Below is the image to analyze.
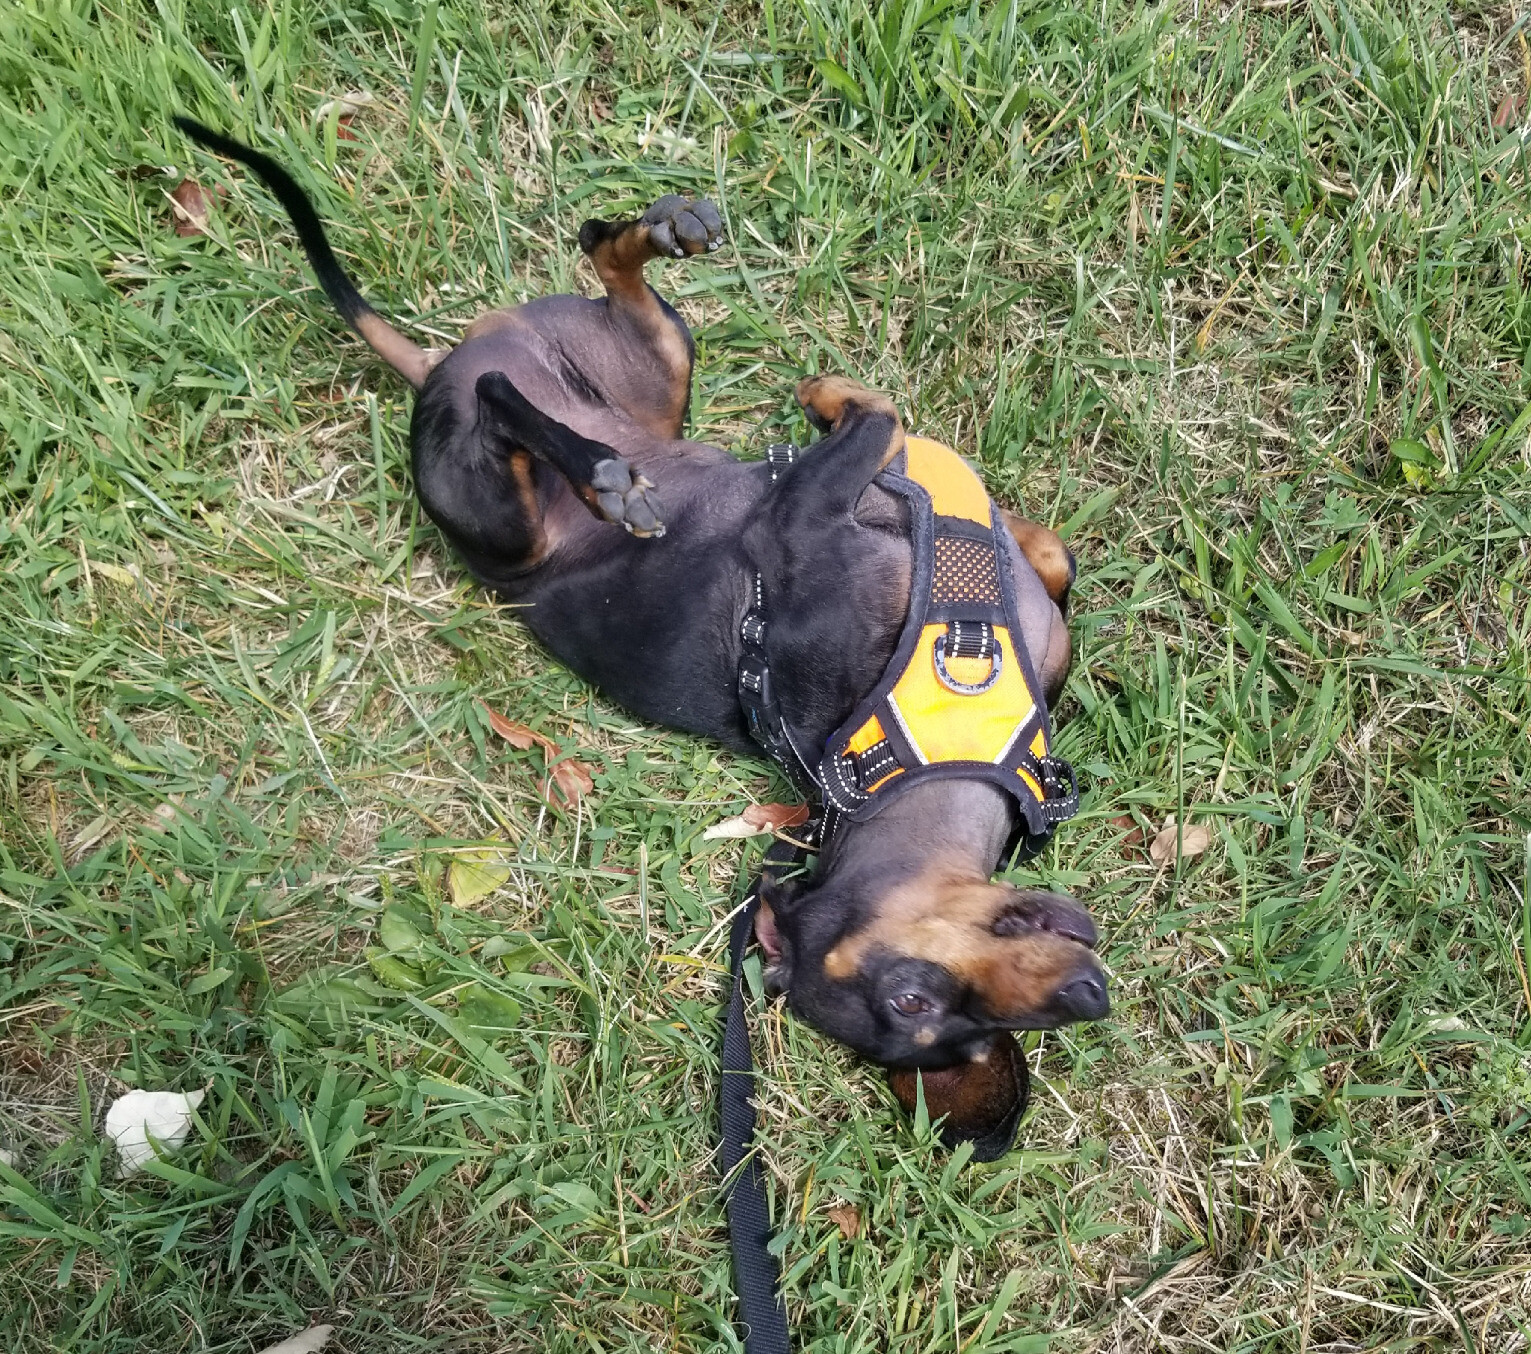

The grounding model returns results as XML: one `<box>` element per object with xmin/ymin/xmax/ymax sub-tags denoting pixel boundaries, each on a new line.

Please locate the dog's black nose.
<box><xmin>1050</xmin><ymin>969</ymin><xmax>1110</xmax><ymax>1022</ymax></box>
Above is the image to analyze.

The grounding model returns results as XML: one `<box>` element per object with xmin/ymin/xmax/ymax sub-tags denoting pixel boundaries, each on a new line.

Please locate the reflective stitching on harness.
<box><xmin>883</xmin><ymin>687</ymin><xmax>926</xmax><ymax>765</ymax></box>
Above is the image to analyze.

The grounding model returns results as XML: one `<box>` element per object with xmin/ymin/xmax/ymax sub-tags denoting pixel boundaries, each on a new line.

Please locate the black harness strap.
<box><xmin>737</xmin><ymin>445</ymin><xmax>819</xmax><ymax>800</ymax></box>
<box><xmin>721</xmin><ymin>834</ymin><xmax>807</xmax><ymax>1354</ymax></box>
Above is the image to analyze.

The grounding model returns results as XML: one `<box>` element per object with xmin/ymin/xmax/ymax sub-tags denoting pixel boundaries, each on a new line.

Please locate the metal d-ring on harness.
<box><xmin>720</xmin><ymin>436</ymin><xmax>1081</xmax><ymax>1353</ymax></box>
<box><xmin>933</xmin><ymin>620</ymin><xmax>1002</xmax><ymax>695</ymax></box>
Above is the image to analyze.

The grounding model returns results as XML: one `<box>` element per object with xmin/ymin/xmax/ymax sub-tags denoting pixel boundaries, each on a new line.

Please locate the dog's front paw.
<box><xmin>590</xmin><ymin>457</ymin><xmax>666</xmax><ymax>538</ymax></box>
<box><xmin>795</xmin><ymin>374</ymin><xmax>898</xmax><ymax>432</ymax></box>
<box><xmin>642</xmin><ymin>195</ymin><xmax>724</xmax><ymax>259</ymax></box>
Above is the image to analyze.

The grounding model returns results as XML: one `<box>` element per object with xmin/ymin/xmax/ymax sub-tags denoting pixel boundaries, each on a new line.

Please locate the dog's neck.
<box><xmin>817</xmin><ymin>778</ymin><xmax>1016</xmax><ymax>885</ymax></box>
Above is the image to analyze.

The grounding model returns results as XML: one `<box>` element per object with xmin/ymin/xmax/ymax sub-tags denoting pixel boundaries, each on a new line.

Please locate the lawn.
<box><xmin>2</xmin><ymin>0</ymin><xmax>1530</xmax><ymax>1350</ymax></box>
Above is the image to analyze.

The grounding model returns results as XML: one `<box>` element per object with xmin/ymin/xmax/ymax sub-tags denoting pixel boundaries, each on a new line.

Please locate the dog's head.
<box><xmin>757</xmin><ymin>863</ymin><xmax>1106</xmax><ymax>1152</ymax></box>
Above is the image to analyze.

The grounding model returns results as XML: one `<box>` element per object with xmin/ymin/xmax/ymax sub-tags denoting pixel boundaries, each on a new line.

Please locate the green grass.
<box><xmin>2</xmin><ymin>0</ymin><xmax>1530</xmax><ymax>1349</ymax></box>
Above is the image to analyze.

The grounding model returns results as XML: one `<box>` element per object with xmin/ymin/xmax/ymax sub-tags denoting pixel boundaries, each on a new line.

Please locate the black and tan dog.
<box><xmin>175</xmin><ymin>119</ymin><xmax>1108</xmax><ymax>1155</ymax></box>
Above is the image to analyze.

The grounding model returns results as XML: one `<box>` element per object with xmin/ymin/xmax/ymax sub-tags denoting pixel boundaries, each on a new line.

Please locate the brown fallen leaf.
<box><xmin>1493</xmin><ymin>92</ymin><xmax>1525</xmax><ymax>129</ymax></box>
<box><xmin>1110</xmin><ymin>813</ymin><xmax>1145</xmax><ymax>850</ymax></box>
<box><xmin>548</xmin><ymin>758</ymin><xmax>595</xmax><ymax>807</ymax></box>
<box><xmin>480</xmin><ymin>702</ymin><xmax>596</xmax><ymax>807</ymax></box>
<box><xmin>826</xmin><ymin>1204</ymin><xmax>861</xmax><ymax>1240</ymax></box>
<box><xmin>168</xmin><ymin>178</ymin><xmax>214</xmax><ymax>237</ymax></box>
<box><xmin>481</xmin><ymin>701</ymin><xmax>556</xmax><ymax>755</ymax></box>
<box><xmin>703</xmin><ymin>802</ymin><xmax>811</xmax><ymax>840</ymax></box>
<box><xmin>1149</xmin><ymin>815</ymin><xmax>1212</xmax><ymax>866</ymax></box>
<box><xmin>747</xmin><ymin>802</ymin><xmax>810</xmax><ymax>830</ymax></box>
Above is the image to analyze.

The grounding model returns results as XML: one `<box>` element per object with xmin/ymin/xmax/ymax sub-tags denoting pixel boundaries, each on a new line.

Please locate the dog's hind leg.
<box><xmin>577</xmin><ymin>197</ymin><xmax>723</xmax><ymax>440</ymax></box>
<box><xmin>409</xmin><ymin>369</ymin><xmax>666</xmax><ymax>583</ymax></box>
<box><xmin>406</xmin><ymin>379</ymin><xmax>556</xmax><ymax>579</ymax></box>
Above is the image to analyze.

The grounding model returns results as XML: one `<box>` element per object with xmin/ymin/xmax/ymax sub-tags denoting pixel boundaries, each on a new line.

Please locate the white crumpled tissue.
<box><xmin>103</xmin><ymin>1088</ymin><xmax>205</xmax><ymax>1176</ymax></box>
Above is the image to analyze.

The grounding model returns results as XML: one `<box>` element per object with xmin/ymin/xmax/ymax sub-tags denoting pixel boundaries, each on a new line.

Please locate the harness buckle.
<box><xmin>738</xmin><ymin>654</ymin><xmax>782</xmax><ymax>743</ymax></box>
<box><xmin>933</xmin><ymin>626</ymin><xmax>1003</xmax><ymax>696</ymax></box>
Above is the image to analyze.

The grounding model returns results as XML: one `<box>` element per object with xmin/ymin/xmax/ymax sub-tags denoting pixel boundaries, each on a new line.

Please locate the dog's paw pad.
<box><xmin>590</xmin><ymin>459</ymin><xmax>666</xmax><ymax>538</ymax></box>
<box><xmin>590</xmin><ymin>458</ymin><xmax>633</xmax><ymax>494</ymax></box>
<box><xmin>622</xmin><ymin>475</ymin><xmax>665</xmax><ymax>537</ymax></box>
<box><xmin>643</xmin><ymin>196</ymin><xmax>724</xmax><ymax>259</ymax></box>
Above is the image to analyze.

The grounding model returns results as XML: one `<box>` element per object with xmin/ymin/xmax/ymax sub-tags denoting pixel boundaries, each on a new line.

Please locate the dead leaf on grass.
<box><xmin>548</xmin><ymin>758</ymin><xmax>595</xmax><ymax>806</ymax></box>
<box><xmin>88</xmin><ymin>559</ymin><xmax>143</xmax><ymax>590</ymax></box>
<box><xmin>448</xmin><ymin>847</ymin><xmax>512</xmax><ymax>906</ymax></box>
<box><xmin>481</xmin><ymin>701</ymin><xmax>555</xmax><ymax>753</ymax></box>
<box><xmin>1110</xmin><ymin>813</ymin><xmax>1145</xmax><ymax>851</ymax></box>
<box><xmin>315</xmin><ymin>91</ymin><xmax>375</xmax><ymax>121</ymax></box>
<box><xmin>480</xmin><ymin>702</ymin><xmax>596</xmax><ymax>807</ymax></box>
<box><xmin>315</xmin><ymin>92</ymin><xmax>374</xmax><ymax>143</ymax></box>
<box><xmin>826</xmin><ymin>1204</ymin><xmax>861</xmax><ymax>1240</ymax></box>
<box><xmin>703</xmin><ymin>802</ymin><xmax>811</xmax><ymax>840</ymax></box>
<box><xmin>1493</xmin><ymin>92</ymin><xmax>1526</xmax><ymax>129</ymax></box>
<box><xmin>1149</xmin><ymin>815</ymin><xmax>1212</xmax><ymax>866</ymax></box>
<box><xmin>168</xmin><ymin>178</ymin><xmax>214</xmax><ymax>236</ymax></box>
<box><xmin>254</xmin><ymin>1327</ymin><xmax>334</xmax><ymax>1354</ymax></box>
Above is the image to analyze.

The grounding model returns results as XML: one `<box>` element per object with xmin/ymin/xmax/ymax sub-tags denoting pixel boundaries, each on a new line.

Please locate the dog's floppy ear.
<box><xmin>887</xmin><ymin>1032</ymin><xmax>1029</xmax><ymax>1162</ymax></box>
<box><xmin>759</xmin><ymin>873</ymin><xmax>803</xmax><ymax>917</ymax></box>
<box><xmin>757</xmin><ymin>875</ymin><xmax>802</xmax><ymax>994</ymax></box>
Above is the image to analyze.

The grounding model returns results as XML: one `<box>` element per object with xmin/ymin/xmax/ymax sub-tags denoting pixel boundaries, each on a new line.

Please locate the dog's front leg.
<box><xmin>770</xmin><ymin>376</ymin><xmax>907</xmax><ymax>520</ymax></box>
<box><xmin>474</xmin><ymin>371</ymin><xmax>666</xmax><ymax>537</ymax></box>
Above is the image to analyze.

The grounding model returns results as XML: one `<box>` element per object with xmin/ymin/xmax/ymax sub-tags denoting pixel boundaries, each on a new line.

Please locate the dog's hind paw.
<box><xmin>590</xmin><ymin>458</ymin><xmax>666</xmax><ymax>538</ymax></box>
<box><xmin>642</xmin><ymin>195</ymin><xmax>724</xmax><ymax>259</ymax></box>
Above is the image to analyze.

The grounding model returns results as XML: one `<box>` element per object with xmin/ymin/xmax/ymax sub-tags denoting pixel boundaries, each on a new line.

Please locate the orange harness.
<box><xmin>739</xmin><ymin>437</ymin><xmax>1078</xmax><ymax>860</ymax></box>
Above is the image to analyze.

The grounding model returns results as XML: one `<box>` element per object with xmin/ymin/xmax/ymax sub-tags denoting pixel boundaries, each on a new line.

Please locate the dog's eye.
<box><xmin>890</xmin><ymin>992</ymin><xmax>931</xmax><ymax>1017</ymax></box>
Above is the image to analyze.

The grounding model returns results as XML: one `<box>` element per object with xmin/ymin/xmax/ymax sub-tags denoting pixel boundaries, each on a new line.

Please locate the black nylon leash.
<box><xmin>720</xmin><ymin>834</ymin><xmax>807</xmax><ymax>1354</ymax></box>
<box><xmin>721</xmin><ymin>441</ymin><xmax>809</xmax><ymax>1352</ymax></box>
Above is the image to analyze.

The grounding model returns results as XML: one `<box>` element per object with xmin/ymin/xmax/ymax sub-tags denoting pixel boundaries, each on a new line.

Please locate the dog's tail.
<box><xmin>174</xmin><ymin>117</ymin><xmax>433</xmax><ymax>390</ymax></box>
